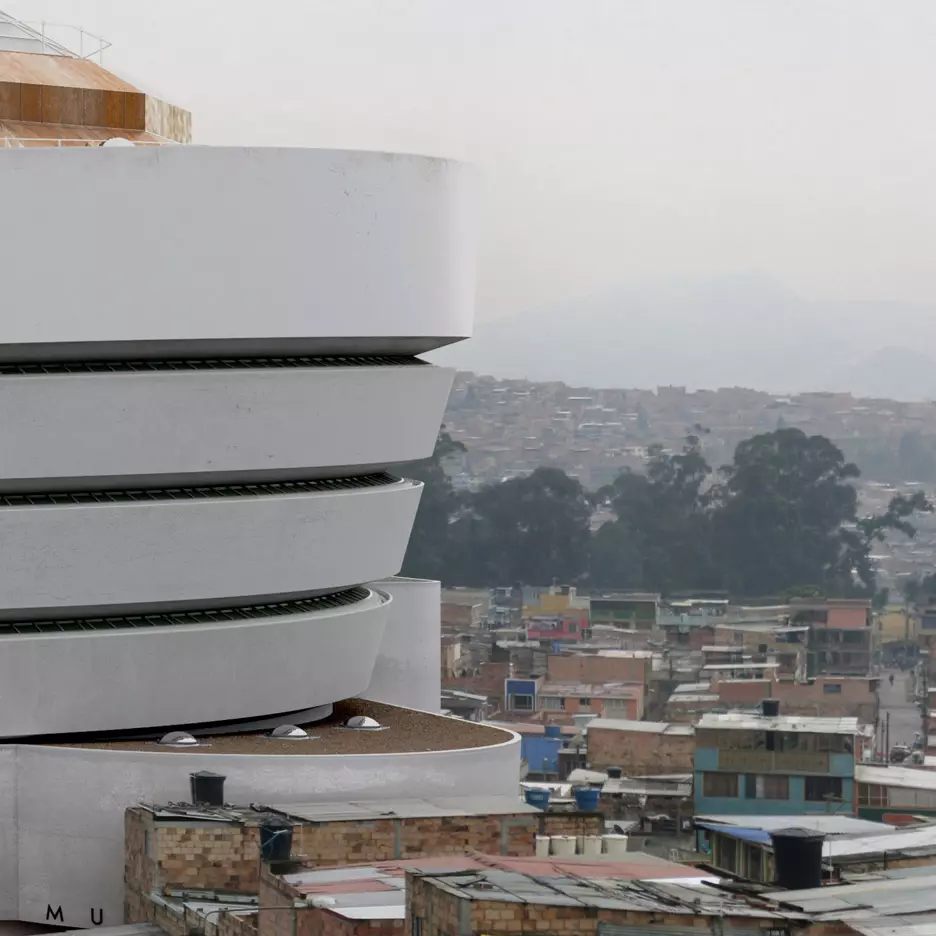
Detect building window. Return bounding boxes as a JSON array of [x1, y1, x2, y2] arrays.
[[604, 697, 627, 711], [857, 783, 887, 807], [714, 834, 738, 870], [703, 772, 739, 798], [510, 694, 534, 711], [579, 698, 591, 706], [805, 776, 844, 802], [541, 696, 564, 711], [823, 683, 843, 694], [745, 774, 790, 800]]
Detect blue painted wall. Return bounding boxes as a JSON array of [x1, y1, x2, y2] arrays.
[[694, 771, 855, 816], [694, 746, 856, 817], [521, 735, 564, 774]]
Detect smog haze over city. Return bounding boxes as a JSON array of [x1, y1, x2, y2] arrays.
[[16, 0, 936, 396]]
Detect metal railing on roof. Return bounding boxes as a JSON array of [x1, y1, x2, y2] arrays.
[[16, 19, 111, 63]]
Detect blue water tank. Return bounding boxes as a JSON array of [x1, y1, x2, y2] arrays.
[[544, 725, 562, 738], [524, 788, 551, 810], [573, 787, 600, 812]]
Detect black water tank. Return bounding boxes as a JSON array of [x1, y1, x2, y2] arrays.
[[606, 766, 623, 779], [190, 771, 225, 806], [761, 699, 780, 717], [259, 816, 294, 862], [771, 829, 825, 890]]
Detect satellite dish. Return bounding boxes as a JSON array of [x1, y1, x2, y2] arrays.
[[101, 137, 135, 147]]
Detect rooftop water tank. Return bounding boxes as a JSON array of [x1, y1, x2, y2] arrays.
[[189, 771, 225, 807], [524, 788, 551, 810], [259, 815, 294, 862], [761, 699, 780, 716], [606, 766, 623, 779], [550, 835, 576, 857], [573, 787, 601, 812], [544, 725, 562, 738], [771, 828, 825, 890]]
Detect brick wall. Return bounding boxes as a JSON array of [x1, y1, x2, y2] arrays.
[[259, 870, 403, 936], [131, 894, 257, 936], [546, 654, 648, 686], [125, 807, 602, 919], [444, 661, 513, 709], [715, 676, 877, 723], [587, 725, 694, 773], [125, 807, 260, 917]]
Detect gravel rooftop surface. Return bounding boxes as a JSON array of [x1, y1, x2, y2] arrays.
[[57, 700, 514, 755]]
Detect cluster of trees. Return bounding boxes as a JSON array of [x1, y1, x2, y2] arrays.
[[400, 427, 932, 600]]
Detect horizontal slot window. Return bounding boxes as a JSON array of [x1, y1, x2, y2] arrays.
[[0, 587, 373, 635]]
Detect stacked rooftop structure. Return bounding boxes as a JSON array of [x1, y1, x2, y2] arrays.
[[0, 12, 518, 931]]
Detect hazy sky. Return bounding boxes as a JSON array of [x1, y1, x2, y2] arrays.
[[9, 1, 936, 321]]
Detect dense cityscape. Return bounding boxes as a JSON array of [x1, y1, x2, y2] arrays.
[[3, 6, 936, 936]]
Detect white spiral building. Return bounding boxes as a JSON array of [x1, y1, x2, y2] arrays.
[[0, 14, 519, 931]]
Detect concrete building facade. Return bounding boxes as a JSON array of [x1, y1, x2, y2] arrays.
[[0, 18, 521, 931]]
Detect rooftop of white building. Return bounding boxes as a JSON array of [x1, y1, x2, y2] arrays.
[[856, 763, 936, 791], [585, 718, 694, 736], [697, 711, 865, 735]]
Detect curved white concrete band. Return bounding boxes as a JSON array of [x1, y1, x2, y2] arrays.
[[0, 727, 520, 928], [0, 147, 476, 358], [0, 365, 454, 489], [0, 589, 390, 738], [0, 481, 422, 615]]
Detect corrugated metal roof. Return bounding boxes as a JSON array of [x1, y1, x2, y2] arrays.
[[695, 814, 889, 836], [849, 913, 936, 936], [603, 777, 691, 797], [695, 823, 772, 845], [672, 682, 711, 693], [420, 873, 799, 919], [770, 872, 936, 916], [826, 823, 936, 859], [267, 795, 539, 823], [856, 764, 936, 791], [586, 718, 694, 735], [0, 48, 140, 89], [697, 711, 862, 734]]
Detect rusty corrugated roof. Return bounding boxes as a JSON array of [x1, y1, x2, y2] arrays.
[[0, 49, 139, 90]]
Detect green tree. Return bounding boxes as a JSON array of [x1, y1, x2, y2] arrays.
[[447, 467, 591, 587], [593, 434, 717, 592], [711, 429, 860, 595], [712, 428, 931, 597], [399, 429, 464, 581]]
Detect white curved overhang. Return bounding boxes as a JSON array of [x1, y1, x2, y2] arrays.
[[0, 363, 454, 489], [0, 147, 476, 360], [0, 589, 390, 738], [0, 480, 422, 615]]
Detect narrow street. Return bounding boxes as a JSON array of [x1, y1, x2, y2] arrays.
[[876, 667, 922, 753]]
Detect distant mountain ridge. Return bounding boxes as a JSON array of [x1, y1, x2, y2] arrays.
[[430, 274, 936, 401]]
